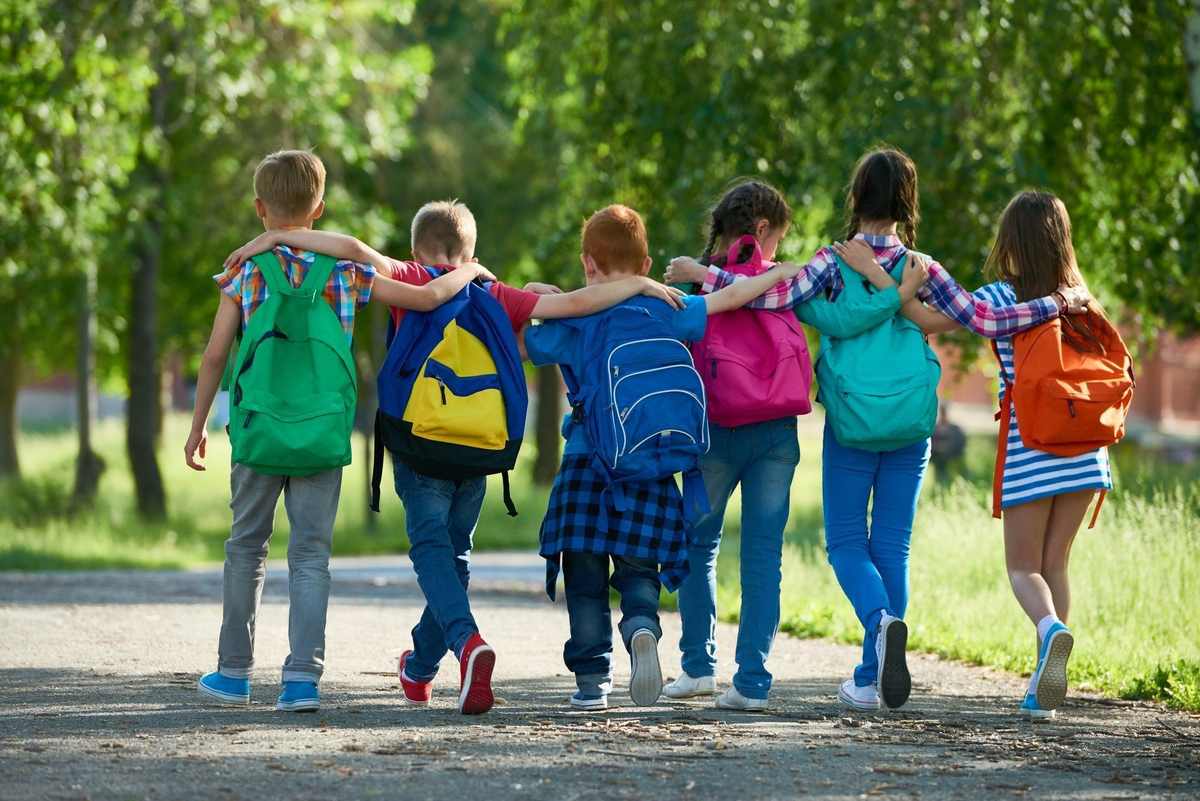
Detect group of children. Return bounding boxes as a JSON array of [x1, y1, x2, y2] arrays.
[[187, 145, 1116, 724]]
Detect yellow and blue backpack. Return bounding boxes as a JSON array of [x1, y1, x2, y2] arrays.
[[370, 267, 527, 515]]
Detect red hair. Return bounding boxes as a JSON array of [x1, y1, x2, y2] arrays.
[[581, 204, 648, 275]]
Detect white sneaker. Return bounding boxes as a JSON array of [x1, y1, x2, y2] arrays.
[[838, 679, 881, 711], [663, 673, 718, 699], [714, 685, 769, 711], [875, 613, 911, 709], [628, 629, 663, 706]]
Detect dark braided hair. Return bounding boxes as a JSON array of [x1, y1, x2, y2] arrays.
[[843, 148, 920, 249], [701, 180, 792, 266]]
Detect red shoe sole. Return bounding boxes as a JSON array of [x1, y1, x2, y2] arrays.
[[458, 645, 495, 715]]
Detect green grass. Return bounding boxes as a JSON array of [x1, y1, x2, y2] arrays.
[[4, 416, 1198, 711]]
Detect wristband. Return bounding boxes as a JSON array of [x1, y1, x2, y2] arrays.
[[1053, 291, 1068, 314]]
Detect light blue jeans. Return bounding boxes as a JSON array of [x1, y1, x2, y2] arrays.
[[392, 456, 487, 682], [677, 417, 800, 700], [822, 421, 930, 687]]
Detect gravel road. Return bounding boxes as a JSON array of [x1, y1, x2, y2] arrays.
[[1, 555, 1196, 800]]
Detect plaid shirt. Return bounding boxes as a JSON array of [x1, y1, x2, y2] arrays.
[[214, 242, 376, 344], [702, 233, 1061, 337]]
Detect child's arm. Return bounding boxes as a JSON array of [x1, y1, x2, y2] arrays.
[[224, 229, 389, 272], [700, 262, 805, 314], [369, 264, 497, 311], [531, 277, 686, 318], [184, 293, 242, 471], [665, 250, 838, 311]]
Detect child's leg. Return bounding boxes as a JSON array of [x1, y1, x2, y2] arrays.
[[217, 465, 286, 679], [611, 555, 663, 649], [1002, 496, 1057, 625], [821, 423, 890, 687], [279, 467, 343, 684], [730, 417, 799, 700], [677, 425, 743, 680], [866, 439, 931, 620], [392, 457, 480, 681], [408, 475, 487, 678], [561, 551, 615, 696], [1041, 490, 1093, 624]]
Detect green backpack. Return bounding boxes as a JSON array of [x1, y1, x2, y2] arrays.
[[814, 254, 941, 452], [227, 252, 357, 475]]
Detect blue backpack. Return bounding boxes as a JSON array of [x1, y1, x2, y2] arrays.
[[370, 267, 528, 515], [555, 301, 711, 520]]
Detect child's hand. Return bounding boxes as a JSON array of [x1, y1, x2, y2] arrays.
[[774, 261, 804, 280], [223, 231, 284, 271], [467, 262, 498, 283], [830, 239, 885, 278], [901, 252, 931, 290], [664, 256, 707, 285], [639, 277, 687, 310], [1057, 284, 1092, 314], [523, 281, 565, 295], [184, 427, 208, 472]]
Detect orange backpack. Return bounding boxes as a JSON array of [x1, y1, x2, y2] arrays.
[[992, 311, 1134, 528]]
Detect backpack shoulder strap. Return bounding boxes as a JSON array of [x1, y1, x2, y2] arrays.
[[251, 252, 288, 294], [300, 253, 338, 294]]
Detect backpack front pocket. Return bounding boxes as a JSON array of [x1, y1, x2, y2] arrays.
[[831, 374, 938, 451], [611, 364, 707, 466], [1029, 377, 1131, 452], [404, 358, 508, 450], [235, 389, 348, 472]]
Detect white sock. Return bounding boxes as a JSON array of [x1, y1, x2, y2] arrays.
[[1036, 614, 1058, 644]]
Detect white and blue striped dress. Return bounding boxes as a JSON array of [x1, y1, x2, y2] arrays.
[[974, 282, 1113, 508]]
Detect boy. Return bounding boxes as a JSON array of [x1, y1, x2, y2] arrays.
[[220, 200, 684, 714], [186, 151, 492, 712], [520, 205, 804, 709]]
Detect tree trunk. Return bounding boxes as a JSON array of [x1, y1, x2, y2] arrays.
[[72, 262, 105, 509], [532, 364, 563, 485], [1187, 3, 1200, 135], [0, 323, 20, 481]]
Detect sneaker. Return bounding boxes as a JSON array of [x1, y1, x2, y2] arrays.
[[714, 685, 769, 711], [398, 650, 432, 707], [628, 629, 663, 706], [276, 681, 320, 712], [457, 634, 496, 715], [570, 692, 609, 711], [838, 679, 881, 712], [875, 613, 911, 709], [1032, 622, 1074, 712], [197, 671, 249, 705], [1021, 693, 1056, 721], [663, 673, 718, 699]]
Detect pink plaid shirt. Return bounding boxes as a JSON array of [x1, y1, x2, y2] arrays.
[[700, 233, 1061, 338]]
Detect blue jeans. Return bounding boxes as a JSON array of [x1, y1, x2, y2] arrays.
[[562, 551, 662, 696], [822, 421, 930, 687], [677, 417, 800, 700], [392, 456, 487, 682]]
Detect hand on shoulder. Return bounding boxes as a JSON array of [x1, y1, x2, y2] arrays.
[[830, 239, 884, 278], [665, 256, 707, 285]]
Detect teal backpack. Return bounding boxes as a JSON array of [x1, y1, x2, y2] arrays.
[[227, 252, 357, 475], [814, 254, 941, 452]]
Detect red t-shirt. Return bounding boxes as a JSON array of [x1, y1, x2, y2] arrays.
[[385, 259, 540, 333]]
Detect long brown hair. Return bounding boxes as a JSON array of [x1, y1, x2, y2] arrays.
[[701, 180, 792, 266], [984, 191, 1110, 354], [844, 148, 920, 248]]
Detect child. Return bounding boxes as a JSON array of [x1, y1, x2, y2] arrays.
[[186, 150, 492, 713], [926, 191, 1113, 721], [224, 201, 685, 715], [521, 204, 806, 710], [668, 151, 1089, 713]]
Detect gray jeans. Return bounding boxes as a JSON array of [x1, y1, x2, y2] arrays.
[[217, 463, 342, 684]]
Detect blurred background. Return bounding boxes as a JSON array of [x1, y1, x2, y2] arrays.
[[2, 0, 1198, 710]]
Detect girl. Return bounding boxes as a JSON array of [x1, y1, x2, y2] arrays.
[[668, 152, 1090, 713], [923, 191, 1113, 721]]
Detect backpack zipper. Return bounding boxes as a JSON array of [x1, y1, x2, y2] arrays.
[[243, 411, 254, 428], [437, 376, 447, 405], [1068, 399, 1075, 418]]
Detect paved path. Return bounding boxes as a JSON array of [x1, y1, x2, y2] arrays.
[[1, 555, 1196, 800]]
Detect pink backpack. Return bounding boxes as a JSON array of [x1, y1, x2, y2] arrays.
[[690, 235, 813, 427]]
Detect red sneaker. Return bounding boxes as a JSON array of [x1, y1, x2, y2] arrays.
[[457, 634, 496, 715], [398, 650, 432, 706]]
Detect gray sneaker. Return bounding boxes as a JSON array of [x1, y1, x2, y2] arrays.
[[628, 629, 662, 706]]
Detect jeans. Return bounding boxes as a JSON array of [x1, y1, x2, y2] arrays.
[[677, 417, 800, 700], [561, 552, 662, 696], [392, 456, 487, 682], [822, 421, 930, 687], [218, 463, 342, 684]]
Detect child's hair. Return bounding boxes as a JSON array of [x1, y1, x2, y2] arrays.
[[843, 148, 920, 249], [985, 190, 1110, 355], [411, 200, 478, 261], [253, 150, 326, 219], [701, 180, 792, 265], [581, 204, 648, 275]]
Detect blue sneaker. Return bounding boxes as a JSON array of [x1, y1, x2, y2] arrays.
[[570, 692, 608, 711], [1020, 693, 1056, 722], [277, 681, 320, 712], [197, 671, 249, 705], [1031, 622, 1074, 712]]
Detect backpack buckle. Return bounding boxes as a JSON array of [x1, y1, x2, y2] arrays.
[[571, 403, 584, 423]]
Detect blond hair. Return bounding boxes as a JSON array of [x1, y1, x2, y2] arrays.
[[411, 200, 478, 261], [253, 150, 326, 219], [581, 204, 648, 275]]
